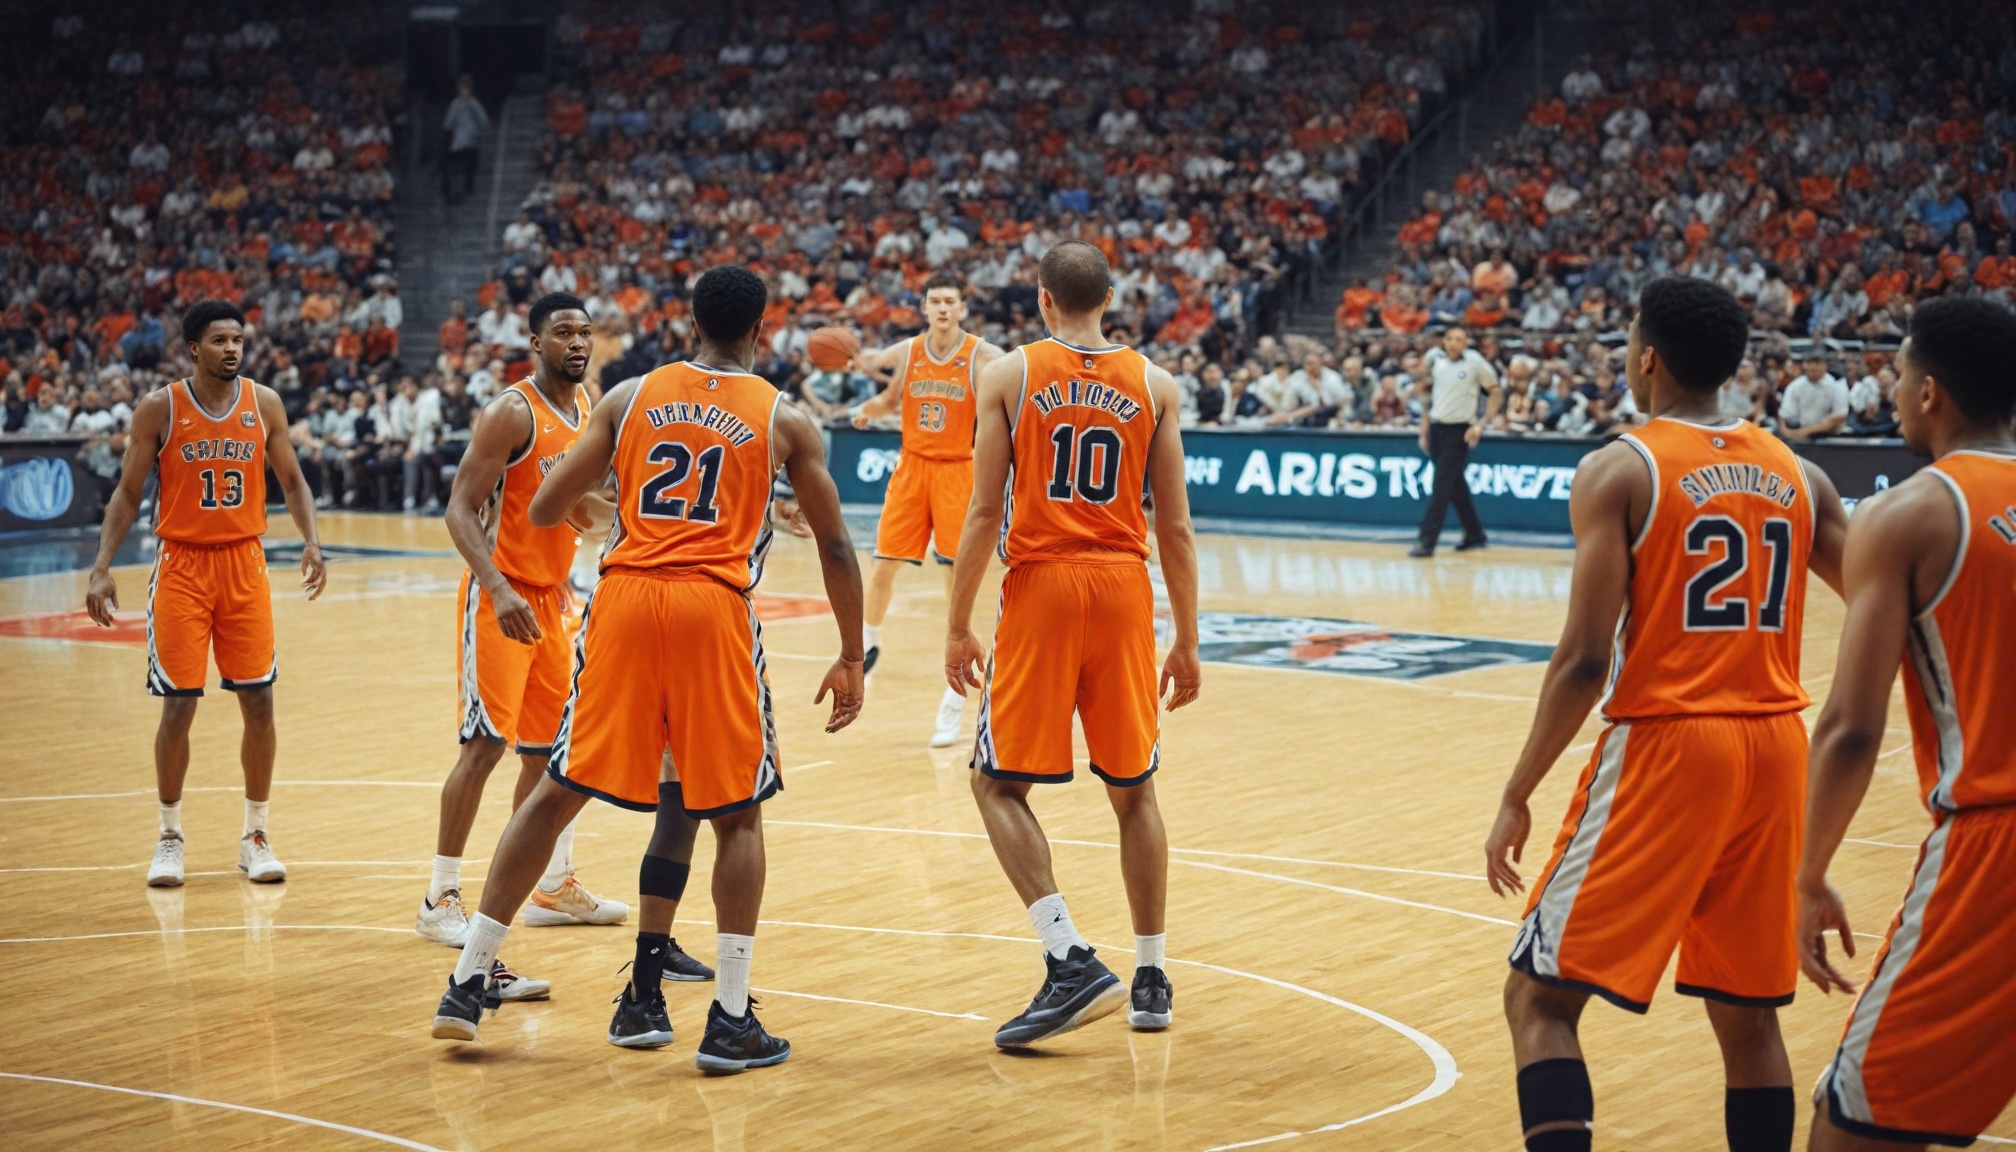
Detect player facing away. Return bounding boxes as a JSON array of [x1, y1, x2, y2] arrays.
[[84, 300, 327, 886], [1796, 298, 2016, 1151], [851, 275, 1004, 746], [427, 264, 865, 1070], [946, 241, 1202, 1048], [1483, 277, 1849, 1152]]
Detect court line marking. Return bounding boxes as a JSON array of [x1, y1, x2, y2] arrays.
[[768, 819, 1485, 883], [0, 1071, 446, 1151], [750, 986, 985, 1021], [0, 859, 484, 874], [1843, 838, 1920, 850]]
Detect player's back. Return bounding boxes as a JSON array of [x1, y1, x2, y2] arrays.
[[1602, 417, 1814, 720], [485, 379, 586, 587], [1903, 449, 2016, 812], [602, 361, 780, 591], [899, 332, 980, 460], [155, 376, 267, 544], [1001, 338, 1155, 566]]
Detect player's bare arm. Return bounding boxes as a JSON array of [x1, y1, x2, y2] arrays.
[[256, 383, 325, 600], [775, 400, 865, 731], [84, 387, 172, 626], [528, 380, 630, 530], [1142, 361, 1201, 710], [1795, 477, 1955, 995], [445, 389, 542, 643], [1798, 457, 1851, 596], [944, 348, 1022, 694], [849, 340, 908, 427], [1485, 441, 1646, 895]]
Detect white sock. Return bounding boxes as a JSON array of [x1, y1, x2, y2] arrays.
[[716, 933, 754, 1016], [538, 818, 575, 892], [1135, 933, 1165, 970], [244, 798, 268, 837], [864, 623, 881, 651], [159, 801, 182, 837], [1028, 893, 1088, 960], [454, 912, 509, 985], [940, 685, 965, 713], [428, 855, 462, 903]]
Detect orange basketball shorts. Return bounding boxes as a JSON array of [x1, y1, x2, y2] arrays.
[[1815, 803, 2016, 1147], [146, 536, 274, 696], [456, 571, 576, 755], [547, 570, 780, 818], [874, 453, 972, 565], [1509, 712, 1806, 1012], [973, 560, 1159, 786]]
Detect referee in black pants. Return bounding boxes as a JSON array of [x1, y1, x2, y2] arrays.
[[1410, 326, 1503, 558]]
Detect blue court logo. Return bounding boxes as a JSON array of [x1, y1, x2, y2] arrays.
[[1184, 612, 1553, 680], [0, 457, 75, 521], [855, 448, 901, 483]]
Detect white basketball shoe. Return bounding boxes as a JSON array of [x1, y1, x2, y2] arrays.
[[929, 688, 966, 748], [238, 831, 287, 883], [524, 874, 629, 926], [147, 833, 186, 887], [416, 889, 473, 947]]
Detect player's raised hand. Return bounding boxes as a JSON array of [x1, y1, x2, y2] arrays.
[[486, 580, 542, 645], [1484, 797, 1531, 897], [945, 629, 986, 696], [815, 657, 864, 732], [85, 569, 119, 627], [300, 542, 328, 601], [1797, 878, 1859, 995], [1160, 643, 1201, 710]]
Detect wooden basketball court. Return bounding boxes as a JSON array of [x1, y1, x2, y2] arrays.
[[0, 513, 2006, 1150]]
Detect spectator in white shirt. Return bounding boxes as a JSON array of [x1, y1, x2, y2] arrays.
[[1778, 354, 1850, 440], [129, 131, 170, 172], [23, 388, 71, 433], [1287, 352, 1352, 425], [1562, 61, 1603, 102], [1717, 249, 1768, 300], [503, 211, 542, 251]]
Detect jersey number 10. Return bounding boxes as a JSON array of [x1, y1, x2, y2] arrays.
[[1045, 424, 1122, 504], [1683, 515, 1793, 632]]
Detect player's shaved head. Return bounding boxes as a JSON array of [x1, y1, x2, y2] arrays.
[[1039, 242, 1111, 316]]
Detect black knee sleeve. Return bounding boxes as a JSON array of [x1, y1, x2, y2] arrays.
[[1725, 1086, 1793, 1152], [1518, 1059, 1593, 1152], [646, 782, 699, 861], [638, 855, 690, 901]]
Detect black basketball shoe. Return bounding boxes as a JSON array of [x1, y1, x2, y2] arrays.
[[694, 997, 791, 1072], [430, 971, 490, 1042], [993, 945, 1125, 1048], [663, 937, 715, 982], [862, 644, 881, 677], [1127, 966, 1173, 1030], [608, 984, 675, 1049]]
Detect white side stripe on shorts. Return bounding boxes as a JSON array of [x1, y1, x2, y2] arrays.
[[458, 572, 502, 743], [1827, 817, 1953, 1125], [1906, 617, 1967, 813], [1519, 724, 1632, 979]]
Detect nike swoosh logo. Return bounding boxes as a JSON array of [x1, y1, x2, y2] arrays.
[[544, 425, 555, 433]]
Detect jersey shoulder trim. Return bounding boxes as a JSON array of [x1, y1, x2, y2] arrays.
[[1614, 433, 1659, 552], [1917, 466, 1971, 620]]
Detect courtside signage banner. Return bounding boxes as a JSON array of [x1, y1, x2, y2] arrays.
[[0, 439, 100, 532], [824, 429, 1924, 534]]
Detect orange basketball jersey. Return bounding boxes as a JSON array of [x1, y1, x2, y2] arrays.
[[1903, 450, 2016, 813], [155, 377, 267, 545], [485, 379, 588, 587], [1601, 417, 1814, 720], [1001, 338, 1156, 567], [898, 331, 980, 460], [601, 361, 780, 590]]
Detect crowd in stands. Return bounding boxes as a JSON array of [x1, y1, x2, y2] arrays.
[[1322, 0, 2016, 438], [434, 0, 1491, 429], [0, 4, 410, 506]]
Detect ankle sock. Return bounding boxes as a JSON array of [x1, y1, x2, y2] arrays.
[[633, 932, 670, 997], [716, 933, 754, 1016], [428, 855, 462, 903], [1135, 933, 1165, 970], [538, 819, 575, 892], [454, 912, 509, 985], [159, 800, 183, 837], [243, 798, 268, 837], [1027, 893, 1088, 960], [864, 624, 881, 650]]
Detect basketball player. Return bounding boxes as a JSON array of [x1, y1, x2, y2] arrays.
[[851, 275, 1004, 746], [417, 294, 710, 983], [1483, 277, 1849, 1152], [428, 264, 865, 1070], [1796, 297, 2016, 1151], [84, 300, 327, 887], [946, 241, 1201, 1048]]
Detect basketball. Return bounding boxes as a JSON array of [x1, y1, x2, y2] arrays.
[[807, 326, 858, 370]]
